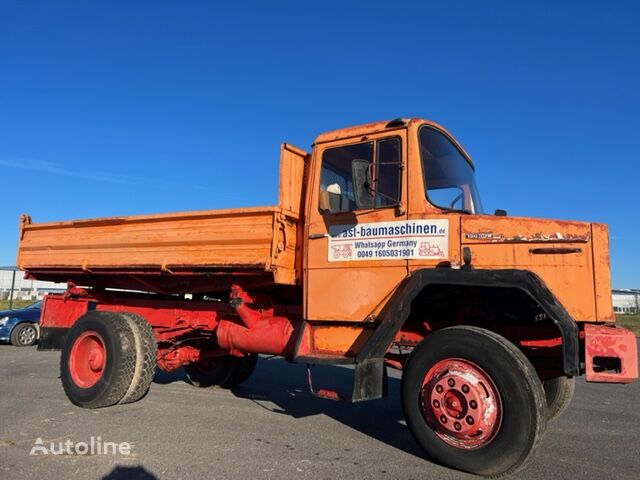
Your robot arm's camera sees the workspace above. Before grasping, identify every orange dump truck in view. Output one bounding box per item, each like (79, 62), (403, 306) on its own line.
(17, 118), (638, 476)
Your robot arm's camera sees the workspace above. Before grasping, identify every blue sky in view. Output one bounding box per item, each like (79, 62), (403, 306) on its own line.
(0, 1), (638, 287)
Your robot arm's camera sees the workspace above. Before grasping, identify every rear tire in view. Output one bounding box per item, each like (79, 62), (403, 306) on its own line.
(61, 312), (137, 408)
(118, 313), (157, 405)
(401, 326), (546, 477)
(222, 354), (258, 388)
(543, 376), (575, 421)
(185, 354), (258, 388)
(11, 323), (38, 347)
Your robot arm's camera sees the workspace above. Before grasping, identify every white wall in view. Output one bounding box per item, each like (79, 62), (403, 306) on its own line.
(612, 291), (639, 314)
(0, 270), (66, 301)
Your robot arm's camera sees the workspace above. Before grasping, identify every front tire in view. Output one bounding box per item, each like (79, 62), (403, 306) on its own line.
(401, 326), (546, 477)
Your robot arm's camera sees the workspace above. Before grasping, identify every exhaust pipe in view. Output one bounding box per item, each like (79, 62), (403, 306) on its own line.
(216, 296), (296, 356)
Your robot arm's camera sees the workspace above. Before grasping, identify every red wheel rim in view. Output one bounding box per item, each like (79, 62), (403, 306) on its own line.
(69, 331), (106, 388)
(420, 358), (502, 449)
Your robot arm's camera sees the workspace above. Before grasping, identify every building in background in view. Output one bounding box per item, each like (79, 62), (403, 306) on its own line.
(0, 268), (65, 301)
(612, 289), (640, 315)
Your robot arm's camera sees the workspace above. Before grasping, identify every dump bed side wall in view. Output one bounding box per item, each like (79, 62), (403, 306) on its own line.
(17, 207), (282, 274)
(18, 143), (308, 287)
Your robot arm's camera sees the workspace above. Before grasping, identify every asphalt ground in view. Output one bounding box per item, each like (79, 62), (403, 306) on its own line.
(0, 343), (638, 480)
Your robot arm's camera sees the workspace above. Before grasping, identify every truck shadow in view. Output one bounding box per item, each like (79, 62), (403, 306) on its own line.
(153, 357), (428, 460)
(153, 368), (190, 385)
(234, 357), (426, 460)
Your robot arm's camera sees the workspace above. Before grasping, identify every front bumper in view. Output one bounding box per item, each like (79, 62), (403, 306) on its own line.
(584, 323), (638, 383)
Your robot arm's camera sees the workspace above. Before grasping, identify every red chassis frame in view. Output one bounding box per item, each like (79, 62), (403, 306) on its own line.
(40, 285), (302, 372)
(39, 285), (637, 384)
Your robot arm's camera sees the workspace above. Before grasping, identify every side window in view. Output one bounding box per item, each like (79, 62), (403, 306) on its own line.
(319, 142), (373, 214)
(375, 138), (401, 208)
(319, 138), (401, 214)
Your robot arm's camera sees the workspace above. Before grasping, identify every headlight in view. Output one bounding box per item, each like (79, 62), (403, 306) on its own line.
(0, 316), (9, 326)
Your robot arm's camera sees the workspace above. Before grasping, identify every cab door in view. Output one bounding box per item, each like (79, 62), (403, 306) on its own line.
(304, 130), (409, 321)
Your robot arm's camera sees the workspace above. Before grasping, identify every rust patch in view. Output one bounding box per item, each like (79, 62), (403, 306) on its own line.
(464, 231), (590, 243)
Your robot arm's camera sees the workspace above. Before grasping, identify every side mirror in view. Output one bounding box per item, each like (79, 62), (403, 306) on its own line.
(352, 158), (374, 209)
(494, 209), (507, 216)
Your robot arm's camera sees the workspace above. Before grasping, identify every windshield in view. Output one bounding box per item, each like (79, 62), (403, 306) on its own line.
(27, 301), (42, 309)
(419, 126), (483, 214)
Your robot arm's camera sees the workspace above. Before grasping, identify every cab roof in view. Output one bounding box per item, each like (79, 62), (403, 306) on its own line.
(312, 117), (474, 168)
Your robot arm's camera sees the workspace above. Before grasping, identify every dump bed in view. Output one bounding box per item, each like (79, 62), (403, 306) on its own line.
(16, 143), (307, 290)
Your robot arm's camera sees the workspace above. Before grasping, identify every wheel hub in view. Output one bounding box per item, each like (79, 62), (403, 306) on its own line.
(69, 331), (106, 388)
(421, 358), (502, 449)
(19, 326), (36, 345)
(88, 348), (105, 371)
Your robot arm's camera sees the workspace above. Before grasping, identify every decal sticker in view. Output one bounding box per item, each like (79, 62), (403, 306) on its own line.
(328, 220), (448, 262)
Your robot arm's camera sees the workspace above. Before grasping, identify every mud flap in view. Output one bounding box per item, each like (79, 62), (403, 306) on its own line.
(352, 357), (388, 402)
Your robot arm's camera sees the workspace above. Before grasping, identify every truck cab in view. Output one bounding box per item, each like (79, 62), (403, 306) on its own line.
(295, 118), (633, 383)
(305, 118), (609, 323)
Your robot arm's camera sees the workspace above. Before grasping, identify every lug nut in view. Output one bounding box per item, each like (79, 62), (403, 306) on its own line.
(440, 415), (447, 424)
(435, 385), (443, 393)
(454, 422), (462, 431)
(461, 384), (469, 393)
(433, 400), (440, 408)
(469, 400), (477, 409)
(466, 416), (474, 425)
(447, 379), (455, 387)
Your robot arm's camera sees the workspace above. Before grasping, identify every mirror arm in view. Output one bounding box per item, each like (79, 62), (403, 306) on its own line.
(372, 188), (400, 205)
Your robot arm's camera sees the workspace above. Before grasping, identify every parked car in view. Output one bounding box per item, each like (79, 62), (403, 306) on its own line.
(0, 301), (42, 346)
